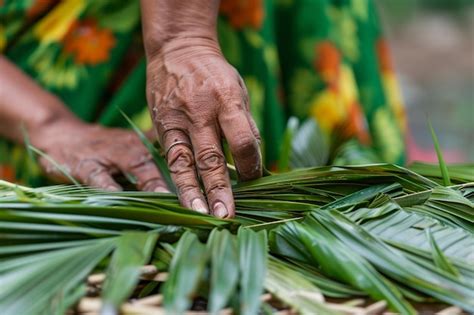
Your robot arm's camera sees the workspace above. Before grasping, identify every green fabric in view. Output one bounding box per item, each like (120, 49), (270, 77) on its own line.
(0, 0), (406, 185)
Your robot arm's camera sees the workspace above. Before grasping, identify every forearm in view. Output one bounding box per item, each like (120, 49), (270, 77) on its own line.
(0, 56), (78, 143)
(140, 0), (220, 59)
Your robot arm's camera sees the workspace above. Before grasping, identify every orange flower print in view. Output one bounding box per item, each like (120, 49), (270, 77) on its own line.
(220, 0), (264, 30)
(343, 102), (371, 145)
(376, 38), (394, 73)
(63, 19), (115, 65)
(27, 0), (58, 18)
(0, 164), (16, 182)
(314, 41), (341, 89)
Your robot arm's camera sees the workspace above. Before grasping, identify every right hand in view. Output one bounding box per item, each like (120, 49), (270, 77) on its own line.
(146, 38), (262, 218)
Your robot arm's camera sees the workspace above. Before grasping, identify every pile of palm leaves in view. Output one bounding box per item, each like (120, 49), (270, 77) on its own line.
(0, 161), (473, 314)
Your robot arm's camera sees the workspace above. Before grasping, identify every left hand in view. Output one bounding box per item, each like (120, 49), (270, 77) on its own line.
(31, 117), (168, 192)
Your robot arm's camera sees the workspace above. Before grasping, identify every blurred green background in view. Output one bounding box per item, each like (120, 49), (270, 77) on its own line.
(378, 0), (473, 163)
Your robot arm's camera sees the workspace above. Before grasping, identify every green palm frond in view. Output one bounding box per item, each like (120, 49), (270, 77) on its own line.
(0, 162), (473, 314)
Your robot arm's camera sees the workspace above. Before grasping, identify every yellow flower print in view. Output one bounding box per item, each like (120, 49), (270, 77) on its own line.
(310, 89), (346, 132)
(33, 0), (85, 44)
(0, 25), (5, 52)
(382, 72), (407, 132)
(339, 64), (359, 109)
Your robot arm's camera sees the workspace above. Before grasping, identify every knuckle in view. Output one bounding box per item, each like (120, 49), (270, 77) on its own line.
(196, 146), (225, 172)
(129, 154), (154, 172)
(176, 181), (199, 198)
(85, 168), (108, 186)
(167, 146), (194, 174)
(39, 159), (56, 175)
(233, 135), (257, 157)
(215, 83), (242, 104)
(205, 179), (229, 196)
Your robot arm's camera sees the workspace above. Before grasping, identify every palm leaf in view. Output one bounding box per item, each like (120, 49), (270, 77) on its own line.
(0, 163), (472, 313)
(0, 238), (116, 315)
(316, 210), (473, 311)
(101, 231), (158, 313)
(265, 257), (339, 315)
(427, 229), (461, 277)
(428, 120), (451, 186)
(207, 229), (239, 314)
(238, 228), (268, 315)
(272, 219), (416, 314)
(162, 231), (208, 313)
(409, 162), (474, 184)
(120, 110), (175, 192)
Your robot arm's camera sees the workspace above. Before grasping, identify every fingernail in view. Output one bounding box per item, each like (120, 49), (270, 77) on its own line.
(191, 199), (208, 214)
(154, 186), (170, 193)
(106, 185), (121, 191)
(213, 202), (228, 218)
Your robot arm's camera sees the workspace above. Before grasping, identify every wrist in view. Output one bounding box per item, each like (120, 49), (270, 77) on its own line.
(146, 37), (224, 73)
(141, 0), (220, 60)
(30, 104), (81, 133)
(146, 35), (221, 61)
(29, 109), (84, 147)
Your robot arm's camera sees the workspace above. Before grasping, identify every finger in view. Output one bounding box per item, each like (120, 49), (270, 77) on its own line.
(189, 125), (234, 219)
(219, 110), (262, 181)
(74, 159), (122, 191)
(144, 128), (158, 141)
(163, 129), (208, 214)
(246, 111), (262, 143)
(117, 153), (169, 193)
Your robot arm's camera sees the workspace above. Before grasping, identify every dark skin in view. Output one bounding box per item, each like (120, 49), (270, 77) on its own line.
(0, 57), (168, 193)
(0, 0), (262, 218)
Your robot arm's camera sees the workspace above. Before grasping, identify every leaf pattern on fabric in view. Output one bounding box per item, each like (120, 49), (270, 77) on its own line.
(327, 5), (359, 62)
(29, 47), (84, 89)
(351, 0), (369, 21)
(263, 44), (279, 76)
(289, 68), (321, 118)
(218, 19), (242, 67)
(93, 0), (140, 33)
(372, 107), (404, 163)
(243, 76), (264, 129)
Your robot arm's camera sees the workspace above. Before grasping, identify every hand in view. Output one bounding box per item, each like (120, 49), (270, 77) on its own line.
(31, 117), (168, 192)
(146, 39), (262, 218)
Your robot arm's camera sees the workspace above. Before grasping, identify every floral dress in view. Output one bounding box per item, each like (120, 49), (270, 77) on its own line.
(0, 0), (406, 185)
